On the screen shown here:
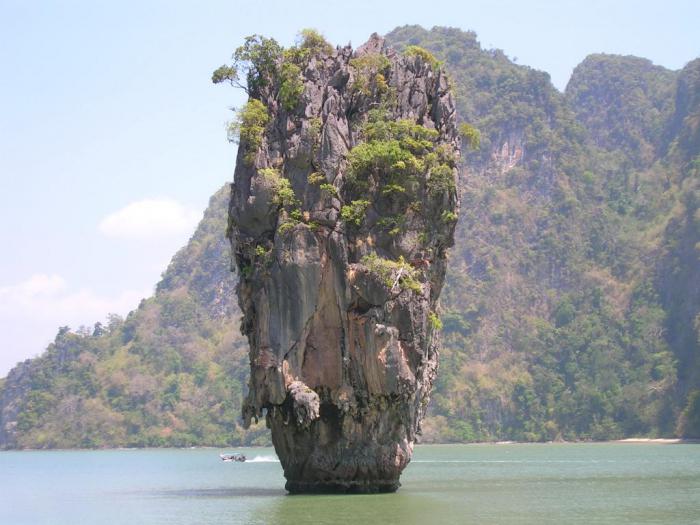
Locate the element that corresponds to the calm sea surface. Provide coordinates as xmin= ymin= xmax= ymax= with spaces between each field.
xmin=1 ymin=443 xmax=699 ymax=524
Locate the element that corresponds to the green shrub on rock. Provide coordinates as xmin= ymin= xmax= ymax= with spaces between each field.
xmin=341 ymin=200 xmax=370 ymax=227
xmin=279 ymin=62 xmax=304 ymax=111
xmin=228 ymin=100 xmax=270 ymax=164
xmin=458 ymin=122 xmax=480 ymax=150
xmin=403 ymin=45 xmax=441 ymax=69
xmin=298 ymin=28 xmax=334 ymax=56
xmin=361 ymin=253 xmax=422 ymax=293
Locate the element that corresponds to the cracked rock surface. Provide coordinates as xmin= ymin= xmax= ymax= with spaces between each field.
xmin=229 ymin=34 xmax=460 ymax=493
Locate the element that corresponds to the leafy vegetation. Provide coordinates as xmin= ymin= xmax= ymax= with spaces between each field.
xmin=227 ymin=100 xmax=269 ymax=164
xmin=307 ymin=172 xmax=325 ymax=185
xmin=565 ymin=54 xmax=676 ymax=168
xmin=319 ymin=183 xmax=338 ymax=197
xmin=214 ymin=29 xmax=334 ymax=162
xmin=403 ymin=45 xmax=440 ymax=69
xmin=283 ymin=29 xmax=334 ymax=65
xmin=278 ymin=62 xmax=304 ymax=111
xmin=349 ymin=53 xmax=391 ymax=96
xmin=298 ymin=28 xmax=334 ymax=56
xmin=360 ymin=253 xmax=422 ymax=293
xmin=346 ymin=111 xmax=455 ymax=204
xmin=429 ymin=312 xmax=443 ymax=331
xmin=212 ymin=34 xmax=282 ymax=95
xmin=459 ymin=123 xmax=481 ymax=150
xmin=340 ymin=199 xmax=370 ymax=227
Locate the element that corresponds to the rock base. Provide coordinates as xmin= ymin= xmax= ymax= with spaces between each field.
xmin=285 ymin=479 xmax=400 ymax=494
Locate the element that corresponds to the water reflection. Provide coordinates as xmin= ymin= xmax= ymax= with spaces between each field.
xmin=151 ymin=487 xmax=286 ymax=498
xmin=258 ymin=490 xmax=441 ymax=525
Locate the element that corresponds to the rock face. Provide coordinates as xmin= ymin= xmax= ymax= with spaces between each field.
xmin=229 ymin=34 xmax=460 ymax=493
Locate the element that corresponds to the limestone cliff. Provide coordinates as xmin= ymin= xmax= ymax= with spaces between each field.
xmin=227 ymin=32 xmax=460 ymax=492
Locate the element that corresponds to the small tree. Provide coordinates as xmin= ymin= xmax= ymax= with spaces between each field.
xmin=227 ymin=99 xmax=270 ymax=164
xmin=459 ymin=122 xmax=481 ymax=150
xmin=298 ymin=28 xmax=334 ymax=56
xmin=212 ymin=34 xmax=282 ymax=95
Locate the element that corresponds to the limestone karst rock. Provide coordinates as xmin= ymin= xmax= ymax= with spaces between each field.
xmin=227 ymin=33 xmax=460 ymax=493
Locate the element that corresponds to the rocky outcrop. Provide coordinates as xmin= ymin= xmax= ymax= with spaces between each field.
xmin=227 ymin=33 xmax=459 ymax=492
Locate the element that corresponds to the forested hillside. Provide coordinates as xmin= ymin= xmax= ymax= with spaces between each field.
xmin=566 ymin=53 xmax=676 ymax=167
xmin=0 ymin=188 xmax=268 ymax=448
xmin=386 ymin=26 xmax=699 ymax=442
xmin=1 ymin=26 xmax=698 ymax=448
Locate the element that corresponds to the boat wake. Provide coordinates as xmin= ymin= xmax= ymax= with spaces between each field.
xmin=246 ymin=455 xmax=280 ymax=463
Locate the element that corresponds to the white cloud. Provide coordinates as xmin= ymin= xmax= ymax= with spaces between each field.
xmin=3 ymin=273 xmax=68 ymax=297
xmin=0 ymin=274 xmax=150 ymax=376
xmin=0 ymin=273 xmax=147 ymax=318
xmin=98 ymin=198 xmax=200 ymax=240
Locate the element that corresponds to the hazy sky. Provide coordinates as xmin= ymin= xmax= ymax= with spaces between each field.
xmin=0 ymin=0 xmax=698 ymax=375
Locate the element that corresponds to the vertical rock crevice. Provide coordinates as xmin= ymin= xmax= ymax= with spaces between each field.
xmin=226 ymin=33 xmax=460 ymax=493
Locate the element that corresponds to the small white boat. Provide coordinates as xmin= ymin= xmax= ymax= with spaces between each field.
xmin=219 ymin=453 xmax=246 ymax=462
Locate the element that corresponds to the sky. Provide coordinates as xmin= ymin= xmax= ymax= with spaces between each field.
xmin=0 ymin=0 xmax=698 ymax=376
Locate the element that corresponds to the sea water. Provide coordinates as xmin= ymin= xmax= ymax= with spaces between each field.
xmin=1 ymin=443 xmax=699 ymax=524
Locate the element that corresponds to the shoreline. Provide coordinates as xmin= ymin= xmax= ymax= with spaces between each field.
xmin=3 ymin=439 xmax=700 ymax=452
xmin=614 ymin=437 xmax=699 ymax=444
xmin=420 ymin=438 xmax=700 ymax=445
